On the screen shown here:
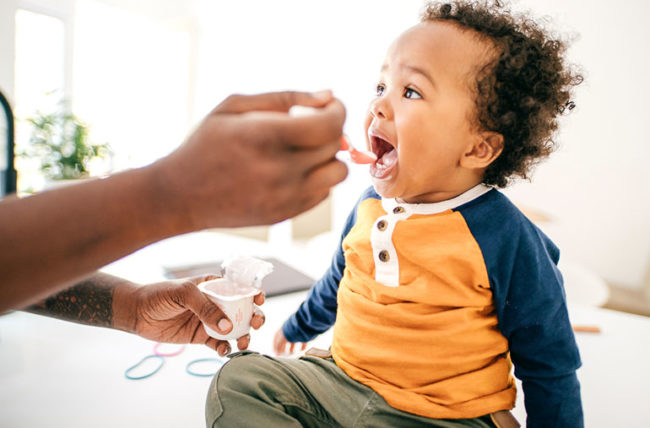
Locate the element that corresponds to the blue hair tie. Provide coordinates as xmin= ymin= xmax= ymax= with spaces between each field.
xmin=124 ymin=354 xmax=165 ymax=380
xmin=185 ymin=358 xmax=226 ymax=377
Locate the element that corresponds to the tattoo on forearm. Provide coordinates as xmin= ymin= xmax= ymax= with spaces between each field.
xmin=26 ymin=274 xmax=122 ymax=327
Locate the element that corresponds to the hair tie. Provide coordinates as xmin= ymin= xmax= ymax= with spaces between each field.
xmin=185 ymin=358 xmax=226 ymax=377
xmin=124 ymin=354 xmax=165 ymax=380
xmin=153 ymin=342 xmax=186 ymax=357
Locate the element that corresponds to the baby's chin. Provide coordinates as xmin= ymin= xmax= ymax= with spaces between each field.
xmin=371 ymin=180 xmax=398 ymax=200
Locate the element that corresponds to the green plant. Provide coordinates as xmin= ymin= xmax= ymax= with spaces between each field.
xmin=23 ymin=102 xmax=110 ymax=180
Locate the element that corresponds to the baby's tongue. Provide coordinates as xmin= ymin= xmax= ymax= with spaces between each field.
xmin=378 ymin=148 xmax=398 ymax=168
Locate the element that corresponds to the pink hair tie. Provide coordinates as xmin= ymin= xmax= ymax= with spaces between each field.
xmin=153 ymin=342 xmax=186 ymax=357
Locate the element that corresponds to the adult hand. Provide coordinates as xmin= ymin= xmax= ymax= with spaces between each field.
xmin=152 ymin=90 xmax=349 ymax=231
xmin=273 ymin=327 xmax=307 ymax=356
xmin=114 ymin=275 xmax=265 ymax=356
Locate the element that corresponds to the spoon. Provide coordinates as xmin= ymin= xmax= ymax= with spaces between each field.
xmin=340 ymin=135 xmax=377 ymax=164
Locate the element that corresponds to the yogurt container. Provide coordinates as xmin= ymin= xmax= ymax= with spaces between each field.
xmin=198 ymin=256 xmax=273 ymax=340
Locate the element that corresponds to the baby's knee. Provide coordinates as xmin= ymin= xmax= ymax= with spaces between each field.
xmin=216 ymin=351 xmax=264 ymax=392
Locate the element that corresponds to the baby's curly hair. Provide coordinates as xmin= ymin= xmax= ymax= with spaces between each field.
xmin=422 ymin=1 xmax=582 ymax=187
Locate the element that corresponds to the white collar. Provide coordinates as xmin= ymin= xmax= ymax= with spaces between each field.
xmin=381 ymin=184 xmax=492 ymax=216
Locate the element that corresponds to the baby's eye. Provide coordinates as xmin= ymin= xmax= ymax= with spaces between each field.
xmin=376 ymin=84 xmax=385 ymax=96
xmin=404 ymin=87 xmax=422 ymax=99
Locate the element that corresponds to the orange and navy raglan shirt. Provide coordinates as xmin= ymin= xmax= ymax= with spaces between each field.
xmin=282 ymin=184 xmax=583 ymax=427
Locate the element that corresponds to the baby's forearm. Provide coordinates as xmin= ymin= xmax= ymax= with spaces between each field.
xmin=522 ymin=372 xmax=583 ymax=427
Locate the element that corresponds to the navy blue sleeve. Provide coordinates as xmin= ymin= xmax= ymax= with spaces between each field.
xmin=459 ymin=190 xmax=583 ymax=428
xmin=282 ymin=187 xmax=376 ymax=342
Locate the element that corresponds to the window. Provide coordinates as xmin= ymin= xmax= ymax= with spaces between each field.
xmin=73 ymin=0 xmax=191 ymax=171
xmin=14 ymin=8 xmax=66 ymax=192
xmin=14 ymin=9 xmax=65 ymax=117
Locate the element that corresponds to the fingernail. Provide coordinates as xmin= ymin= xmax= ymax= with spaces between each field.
xmin=312 ymin=89 xmax=332 ymax=101
xmin=218 ymin=318 xmax=232 ymax=332
xmin=219 ymin=343 xmax=231 ymax=356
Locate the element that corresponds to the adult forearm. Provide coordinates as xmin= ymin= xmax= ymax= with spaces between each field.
xmin=24 ymin=272 xmax=131 ymax=328
xmin=0 ymin=166 xmax=183 ymax=312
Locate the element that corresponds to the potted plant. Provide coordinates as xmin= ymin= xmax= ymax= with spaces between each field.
xmin=22 ymin=101 xmax=111 ymax=183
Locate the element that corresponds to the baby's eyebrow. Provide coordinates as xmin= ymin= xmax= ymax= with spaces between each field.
xmin=380 ymin=63 xmax=436 ymax=88
xmin=403 ymin=64 xmax=436 ymax=88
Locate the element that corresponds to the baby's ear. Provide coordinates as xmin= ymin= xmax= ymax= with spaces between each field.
xmin=461 ymin=132 xmax=504 ymax=169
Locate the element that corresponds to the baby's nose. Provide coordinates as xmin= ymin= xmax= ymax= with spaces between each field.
xmin=369 ymin=98 xmax=388 ymax=119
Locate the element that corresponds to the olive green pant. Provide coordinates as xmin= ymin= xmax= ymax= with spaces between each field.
xmin=205 ymin=351 xmax=496 ymax=428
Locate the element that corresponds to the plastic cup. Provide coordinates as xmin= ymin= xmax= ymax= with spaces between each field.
xmin=198 ymin=278 xmax=259 ymax=340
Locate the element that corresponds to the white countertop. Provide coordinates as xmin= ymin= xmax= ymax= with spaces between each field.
xmin=1 ymin=232 xmax=649 ymax=427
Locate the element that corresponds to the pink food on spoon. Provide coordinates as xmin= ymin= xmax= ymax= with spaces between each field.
xmin=340 ymin=136 xmax=377 ymax=164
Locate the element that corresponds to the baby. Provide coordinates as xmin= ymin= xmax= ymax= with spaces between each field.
xmin=207 ymin=1 xmax=583 ymax=427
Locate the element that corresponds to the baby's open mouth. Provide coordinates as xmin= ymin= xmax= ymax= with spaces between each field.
xmin=370 ymin=136 xmax=398 ymax=179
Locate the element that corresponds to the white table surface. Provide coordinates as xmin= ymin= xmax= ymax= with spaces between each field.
xmin=1 ymin=232 xmax=649 ymax=427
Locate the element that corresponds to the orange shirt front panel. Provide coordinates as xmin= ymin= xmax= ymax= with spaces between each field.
xmin=331 ymin=198 xmax=515 ymax=419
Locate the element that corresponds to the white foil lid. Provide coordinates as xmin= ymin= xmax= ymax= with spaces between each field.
xmin=222 ymin=255 xmax=274 ymax=288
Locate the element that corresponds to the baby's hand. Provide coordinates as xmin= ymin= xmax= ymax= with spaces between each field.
xmin=273 ymin=328 xmax=308 ymax=356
